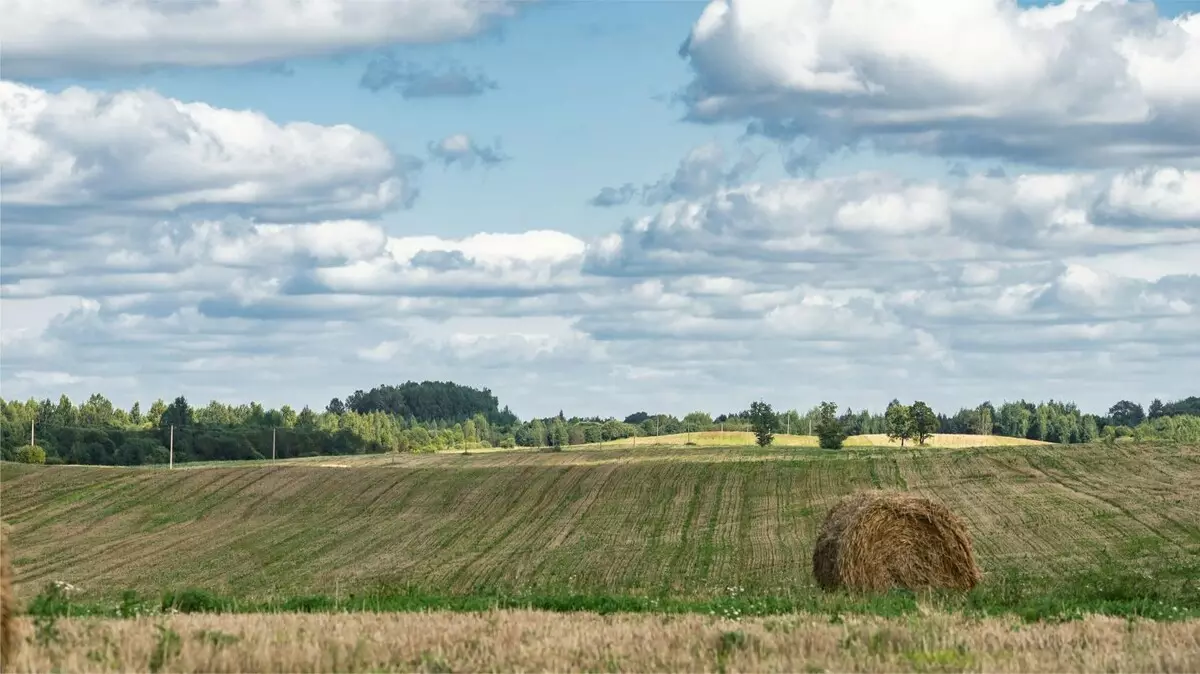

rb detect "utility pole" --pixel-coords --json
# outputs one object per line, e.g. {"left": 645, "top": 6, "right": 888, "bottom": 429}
{"left": 30, "top": 418, "right": 35, "bottom": 447}
{"left": 272, "top": 427, "right": 277, "bottom": 461}
{"left": 169, "top": 424, "right": 174, "bottom": 470}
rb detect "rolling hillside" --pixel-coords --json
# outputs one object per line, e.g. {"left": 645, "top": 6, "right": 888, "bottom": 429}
{"left": 2, "top": 442, "right": 1196, "bottom": 604}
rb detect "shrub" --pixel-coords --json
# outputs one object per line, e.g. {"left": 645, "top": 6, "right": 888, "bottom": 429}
{"left": 15, "top": 444, "right": 46, "bottom": 464}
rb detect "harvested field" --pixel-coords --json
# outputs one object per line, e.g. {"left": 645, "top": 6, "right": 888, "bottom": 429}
{"left": 2, "top": 522, "right": 15, "bottom": 671}
{"left": 5, "top": 610, "right": 1199, "bottom": 673}
{"left": 1, "top": 442, "right": 1197, "bottom": 608}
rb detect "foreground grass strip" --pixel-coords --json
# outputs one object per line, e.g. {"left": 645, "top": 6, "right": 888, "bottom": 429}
{"left": 23, "top": 554, "right": 1200, "bottom": 624}
{"left": 7, "top": 609, "right": 1200, "bottom": 673}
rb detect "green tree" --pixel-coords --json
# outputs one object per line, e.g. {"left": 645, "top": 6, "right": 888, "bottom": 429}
{"left": 297, "top": 405, "right": 317, "bottom": 428}
{"left": 1080, "top": 414, "right": 1099, "bottom": 443}
{"left": 885, "top": 399, "right": 914, "bottom": 447}
{"left": 749, "top": 400, "right": 776, "bottom": 447}
{"left": 814, "top": 401, "right": 846, "bottom": 450}
{"left": 147, "top": 399, "right": 168, "bottom": 427}
{"left": 129, "top": 401, "right": 142, "bottom": 425}
{"left": 160, "top": 396, "right": 193, "bottom": 428}
{"left": 78, "top": 393, "right": 115, "bottom": 426}
{"left": 682, "top": 411, "right": 713, "bottom": 431}
{"left": 530, "top": 419, "right": 548, "bottom": 447}
{"left": 1108, "top": 400, "right": 1145, "bottom": 428}
{"left": 549, "top": 419, "right": 569, "bottom": 448}
{"left": 910, "top": 401, "right": 938, "bottom": 446}
{"left": 972, "top": 402, "right": 994, "bottom": 435}
{"left": 279, "top": 404, "right": 298, "bottom": 428}
{"left": 53, "top": 394, "right": 76, "bottom": 425}
{"left": 1148, "top": 398, "right": 1165, "bottom": 420}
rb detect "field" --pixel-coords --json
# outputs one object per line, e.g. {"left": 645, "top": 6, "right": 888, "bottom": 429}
{"left": 592, "top": 431, "right": 1050, "bottom": 448}
{"left": 2, "top": 442, "right": 1197, "bottom": 603}
{"left": 6, "top": 610, "right": 1200, "bottom": 673}
{"left": 2, "top": 441, "right": 1199, "bottom": 671}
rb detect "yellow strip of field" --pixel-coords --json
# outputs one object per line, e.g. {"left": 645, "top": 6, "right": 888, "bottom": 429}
{"left": 594, "top": 431, "right": 1050, "bottom": 449}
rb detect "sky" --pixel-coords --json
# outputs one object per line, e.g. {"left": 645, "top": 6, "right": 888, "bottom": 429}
{"left": 1, "top": 0, "right": 1198, "bottom": 420}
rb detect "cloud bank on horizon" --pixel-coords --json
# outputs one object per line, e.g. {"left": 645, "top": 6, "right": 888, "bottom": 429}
{"left": 2, "top": 0, "right": 1198, "bottom": 419}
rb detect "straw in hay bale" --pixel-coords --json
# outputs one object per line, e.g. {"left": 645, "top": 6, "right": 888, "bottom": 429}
{"left": 1, "top": 522, "right": 15, "bottom": 671}
{"left": 812, "top": 489, "right": 981, "bottom": 593}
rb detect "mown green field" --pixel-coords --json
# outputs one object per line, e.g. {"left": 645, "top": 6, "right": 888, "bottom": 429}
{"left": 2, "top": 442, "right": 1198, "bottom": 621}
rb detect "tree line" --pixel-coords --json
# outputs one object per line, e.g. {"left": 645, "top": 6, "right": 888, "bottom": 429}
{"left": 1, "top": 385, "right": 1197, "bottom": 465}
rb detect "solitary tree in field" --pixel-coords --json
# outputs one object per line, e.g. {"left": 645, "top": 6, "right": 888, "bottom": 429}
{"left": 910, "top": 401, "right": 938, "bottom": 446}
{"left": 749, "top": 400, "right": 777, "bottom": 447}
{"left": 814, "top": 401, "right": 847, "bottom": 449}
{"left": 885, "top": 399, "right": 914, "bottom": 447}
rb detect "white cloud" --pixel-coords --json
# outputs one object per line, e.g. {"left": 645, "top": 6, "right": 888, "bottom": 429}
{"left": 585, "top": 167, "right": 1200, "bottom": 283}
{"left": 2, "top": 70, "right": 1197, "bottom": 417}
{"left": 590, "top": 141, "right": 762, "bottom": 207}
{"left": 0, "top": 0, "right": 527, "bottom": 77}
{"left": 0, "top": 81, "right": 417, "bottom": 230}
{"left": 1097, "top": 167, "right": 1200, "bottom": 224}
{"left": 679, "top": 0, "right": 1200, "bottom": 168}
{"left": 427, "top": 133, "right": 510, "bottom": 169}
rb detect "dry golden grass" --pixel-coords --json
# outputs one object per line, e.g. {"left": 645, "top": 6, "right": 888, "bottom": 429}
{"left": 597, "top": 431, "right": 1049, "bottom": 449}
{"left": 6, "top": 610, "right": 1199, "bottom": 673}
{"left": 595, "top": 430, "right": 819, "bottom": 447}
{"left": 812, "top": 491, "right": 981, "bottom": 593}
{"left": 845, "top": 434, "right": 1050, "bottom": 448}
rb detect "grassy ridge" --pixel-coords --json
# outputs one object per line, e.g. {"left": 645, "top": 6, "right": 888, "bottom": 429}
{"left": 2, "top": 443, "right": 1198, "bottom": 619}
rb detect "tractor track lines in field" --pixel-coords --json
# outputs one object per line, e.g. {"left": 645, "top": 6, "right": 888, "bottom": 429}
{"left": 451, "top": 466, "right": 588, "bottom": 589}
{"left": 542, "top": 464, "right": 621, "bottom": 554}
{"left": 1021, "top": 452, "right": 1177, "bottom": 555}
{"left": 4, "top": 443, "right": 1199, "bottom": 603}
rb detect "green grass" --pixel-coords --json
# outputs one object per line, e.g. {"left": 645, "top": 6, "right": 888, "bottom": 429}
{"left": 20, "top": 552, "right": 1200, "bottom": 623}
{"left": 3, "top": 442, "right": 1198, "bottom": 621}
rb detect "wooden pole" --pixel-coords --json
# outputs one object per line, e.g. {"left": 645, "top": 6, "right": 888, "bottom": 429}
{"left": 272, "top": 427, "right": 277, "bottom": 461}
{"left": 169, "top": 424, "right": 174, "bottom": 469}
{"left": 31, "top": 417, "right": 35, "bottom": 447}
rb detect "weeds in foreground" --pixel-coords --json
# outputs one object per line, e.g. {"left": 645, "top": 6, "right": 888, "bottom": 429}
{"left": 5, "top": 610, "right": 1199, "bottom": 673}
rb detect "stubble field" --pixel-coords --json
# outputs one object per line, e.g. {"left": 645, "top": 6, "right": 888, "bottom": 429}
{"left": 6, "top": 610, "right": 1200, "bottom": 673}
{"left": 2, "top": 441, "right": 1199, "bottom": 671}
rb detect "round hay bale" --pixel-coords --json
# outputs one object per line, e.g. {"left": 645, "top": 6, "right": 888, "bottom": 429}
{"left": 812, "top": 489, "right": 981, "bottom": 593}
{"left": 1, "top": 522, "right": 15, "bottom": 671}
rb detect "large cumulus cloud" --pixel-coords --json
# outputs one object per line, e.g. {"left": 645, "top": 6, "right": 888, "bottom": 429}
{"left": 678, "top": 0, "right": 1200, "bottom": 169}
{"left": 0, "top": 80, "right": 419, "bottom": 244}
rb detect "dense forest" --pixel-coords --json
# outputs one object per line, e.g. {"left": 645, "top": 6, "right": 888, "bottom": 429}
{"left": 1, "top": 381, "right": 1197, "bottom": 466}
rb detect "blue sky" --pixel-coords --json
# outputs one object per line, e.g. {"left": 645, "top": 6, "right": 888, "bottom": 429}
{"left": 2, "top": 0, "right": 1199, "bottom": 419}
